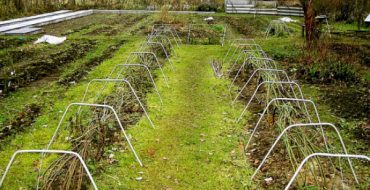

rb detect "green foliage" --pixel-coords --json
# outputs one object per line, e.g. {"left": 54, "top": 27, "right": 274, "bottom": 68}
{"left": 221, "top": 15, "right": 278, "bottom": 37}
{"left": 196, "top": 3, "right": 219, "bottom": 12}
{"left": 211, "top": 24, "right": 224, "bottom": 32}
{"left": 258, "top": 37, "right": 302, "bottom": 61}
{"left": 303, "top": 59, "right": 359, "bottom": 84}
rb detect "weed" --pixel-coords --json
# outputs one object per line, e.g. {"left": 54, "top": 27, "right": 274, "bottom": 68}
{"left": 157, "top": 5, "right": 172, "bottom": 24}
{"left": 197, "top": 3, "right": 220, "bottom": 12}
{"left": 299, "top": 60, "right": 359, "bottom": 84}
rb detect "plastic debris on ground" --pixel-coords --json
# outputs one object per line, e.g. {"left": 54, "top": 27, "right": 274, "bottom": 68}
{"left": 204, "top": 17, "right": 214, "bottom": 21}
{"left": 279, "top": 17, "right": 297, "bottom": 23}
{"left": 34, "top": 35, "right": 67, "bottom": 45}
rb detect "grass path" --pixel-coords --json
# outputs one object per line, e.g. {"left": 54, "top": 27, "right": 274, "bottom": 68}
{"left": 98, "top": 45, "right": 255, "bottom": 189}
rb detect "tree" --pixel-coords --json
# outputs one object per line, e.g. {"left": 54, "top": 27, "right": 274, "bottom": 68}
{"left": 300, "top": 0, "right": 317, "bottom": 49}
{"left": 293, "top": 0, "right": 369, "bottom": 48}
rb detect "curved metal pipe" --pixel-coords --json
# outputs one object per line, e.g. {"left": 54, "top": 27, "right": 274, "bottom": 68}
{"left": 285, "top": 153, "right": 369, "bottom": 190}
{"left": 79, "top": 79, "right": 156, "bottom": 129}
{"left": 232, "top": 69, "right": 291, "bottom": 104}
{"left": 251, "top": 123, "right": 358, "bottom": 184}
{"left": 237, "top": 81, "right": 306, "bottom": 123}
{"left": 244, "top": 98, "right": 327, "bottom": 152}
{"left": 144, "top": 42, "right": 174, "bottom": 70}
{"left": 113, "top": 64, "right": 163, "bottom": 104}
{"left": 0, "top": 150, "right": 99, "bottom": 189}
{"left": 47, "top": 103, "right": 144, "bottom": 166}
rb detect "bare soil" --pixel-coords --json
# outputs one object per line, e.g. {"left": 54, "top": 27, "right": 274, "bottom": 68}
{"left": 59, "top": 40, "right": 126, "bottom": 86}
{"left": 42, "top": 14, "right": 115, "bottom": 36}
{"left": 85, "top": 14, "right": 149, "bottom": 36}
{"left": 0, "top": 40, "right": 96, "bottom": 95}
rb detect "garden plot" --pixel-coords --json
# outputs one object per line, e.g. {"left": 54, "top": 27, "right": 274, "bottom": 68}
{"left": 187, "top": 24, "right": 226, "bottom": 45}
{"left": 150, "top": 24, "right": 182, "bottom": 46}
{"left": 41, "top": 14, "right": 149, "bottom": 36}
{"left": 1, "top": 19, "right": 178, "bottom": 188}
{"left": 149, "top": 14, "right": 229, "bottom": 46}
{"left": 0, "top": 39, "right": 126, "bottom": 141}
{"left": 0, "top": 11, "right": 369, "bottom": 190}
{"left": 0, "top": 40, "right": 96, "bottom": 94}
{"left": 46, "top": 38, "right": 171, "bottom": 190}
{"left": 0, "top": 13, "right": 154, "bottom": 145}
{"left": 225, "top": 39, "right": 369, "bottom": 189}
{"left": 84, "top": 14, "right": 150, "bottom": 37}
{"left": 58, "top": 40, "right": 126, "bottom": 86}
{"left": 0, "top": 36, "right": 34, "bottom": 49}
{"left": 0, "top": 14, "right": 153, "bottom": 96}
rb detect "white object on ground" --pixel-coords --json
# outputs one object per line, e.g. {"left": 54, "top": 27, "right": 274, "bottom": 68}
{"left": 264, "top": 177, "right": 273, "bottom": 183}
{"left": 365, "top": 14, "right": 370, "bottom": 22}
{"left": 279, "top": 17, "right": 297, "bottom": 23}
{"left": 204, "top": 17, "right": 214, "bottom": 21}
{"left": 34, "top": 35, "right": 67, "bottom": 45}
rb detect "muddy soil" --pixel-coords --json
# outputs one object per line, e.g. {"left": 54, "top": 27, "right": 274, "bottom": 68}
{"left": 86, "top": 26, "right": 119, "bottom": 36}
{"left": 329, "top": 42, "right": 370, "bottom": 67}
{"left": 320, "top": 85, "right": 369, "bottom": 122}
{"left": 0, "top": 40, "right": 96, "bottom": 95}
{"left": 0, "top": 46, "right": 38, "bottom": 69}
{"left": 85, "top": 14, "right": 149, "bottom": 36}
{"left": 319, "top": 85, "right": 370, "bottom": 144}
{"left": 59, "top": 40, "right": 126, "bottom": 86}
{"left": 42, "top": 14, "right": 117, "bottom": 36}
{"left": 332, "top": 31, "right": 370, "bottom": 40}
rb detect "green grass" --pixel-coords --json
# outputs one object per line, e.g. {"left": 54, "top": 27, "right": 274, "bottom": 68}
{"left": 331, "top": 21, "right": 368, "bottom": 32}
{"left": 94, "top": 45, "right": 256, "bottom": 189}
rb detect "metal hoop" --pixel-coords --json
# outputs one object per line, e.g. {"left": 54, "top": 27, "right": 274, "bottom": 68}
{"left": 46, "top": 103, "right": 143, "bottom": 166}
{"left": 285, "top": 153, "right": 369, "bottom": 190}
{"left": 0, "top": 150, "right": 99, "bottom": 190}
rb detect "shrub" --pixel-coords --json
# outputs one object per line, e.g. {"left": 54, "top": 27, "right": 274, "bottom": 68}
{"left": 301, "top": 59, "right": 359, "bottom": 84}
{"left": 157, "top": 5, "right": 172, "bottom": 23}
{"left": 197, "top": 3, "right": 218, "bottom": 12}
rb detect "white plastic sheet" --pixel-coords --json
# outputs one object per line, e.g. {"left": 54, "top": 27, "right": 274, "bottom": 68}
{"left": 279, "top": 17, "right": 297, "bottom": 23}
{"left": 204, "top": 17, "right": 214, "bottom": 21}
{"left": 34, "top": 35, "right": 67, "bottom": 45}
